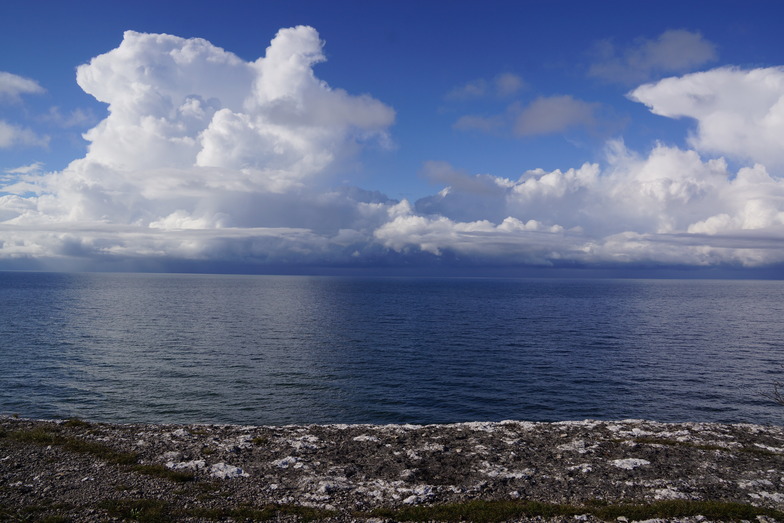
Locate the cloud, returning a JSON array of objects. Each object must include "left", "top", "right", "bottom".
[
  {"left": 454, "top": 95, "right": 605, "bottom": 138},
  {"left": 71, "top": 28, "right": 393, "bottom": 181},
  {"left": 0, "top": 71, "right": 45, "bottom": 103},
  {"left": 514, "top": 95, "right": 599, "bottom": 137},
  {"left": 4, "top": 162, "right": 44, "bottom": 175},
  {"left": 589, "top": 30, "right": 717, "bottom": 85},
  {"left": 383, "top": 141, "right": 784, "bottom": 267},
  {"left": 630, "top": 66, "right": 784, "bottom": 169},
  {"left": 446, "top": 73, "right": 525, "bottom": 100},
  {"left": 0, "top": 120, "right": 49, "bottom": 149},
  {"left": 0, "top": 27, "right": 396, "bottom": 265},
  {"left": 494, "top": 73, "right": 526, "bottom": 97},
  {"left": 2, "top": 29, "right": 784, "bottom": 273},
  {"left": 0, "top": 73, "right": 49, "bottom": 150}
]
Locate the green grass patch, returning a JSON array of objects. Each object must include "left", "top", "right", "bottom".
[
  {"left": 593, "top": 500, "right": 784, "bottom": 521},
  {"left": 0, "top": 503, "right": 74, "bottom": 523},
  {"left": 368, "top": 499, "right": 784, "bottom": 522},
  {"left": 5, "top": 425, "right": 199, "bottom": 483},
  {"left": 188, "top": 503, "right": 337, "bottom": 521},
  {"left": 8, "top": 426, "right": 63, "bottom": 445},
  {"left": 101, "top": 500, "right": 336, "bottom": 522},
  {"left": 7, "top": 424, "right": 136, "bottom": 464},
  {"left": 61, "top": 417, "right": 92, "bottom": 428},
  {"left": 61, "top": 437, "right": 138, "bottom": 465},
  {"left": 100, "top": 499, "right": 170, "bottom": 522},
  {"left": 370, "top": 500, "right": 582, "bottom": 522},
  {"left": 251, "top": 436, "right": 269, "bottom": 446}
]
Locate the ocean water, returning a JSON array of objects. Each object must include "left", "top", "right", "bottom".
[{"left": 1, "top": 272, "right": 783, "bottom": 426}]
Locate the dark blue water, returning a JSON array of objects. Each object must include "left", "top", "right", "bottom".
[{"left": 1, "top": 272, "right": 783, "bottom": 425}]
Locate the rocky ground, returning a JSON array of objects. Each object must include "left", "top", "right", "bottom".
[{"left": 1, "top": 416, "right": 784, "bottom": 522}]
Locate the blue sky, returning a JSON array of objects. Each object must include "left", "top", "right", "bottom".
[{"left": 2, "top": 0, "right": 784, "bottom": 275}]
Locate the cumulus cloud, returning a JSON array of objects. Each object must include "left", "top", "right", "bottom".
[
  {"left": 384, "top": 141, "right": 784, "bottom": 267},
  {"left": 589, "top": 30, "right": 717, "bottom": 84},
  {"left": 630, "top": 66, "right": 784, "bottom": 169},
  {"left": 0, "top": 71, "right": 45, "bottom": 103},
  {"left": 72, "top": 28, "right": 393, "bottom": 180},
  {"left": 0, "top": 27, "right": 396, "bottom": 266},
  {"left": 2, "top": 28, "right": 784, "bottom": 273},
  {"left": 514, "top": 95, "right": 599, "bottom": 137}
]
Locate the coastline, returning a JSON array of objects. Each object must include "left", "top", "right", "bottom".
[{"left": 2, "top": 416, "right": 784, "bottom": 522}]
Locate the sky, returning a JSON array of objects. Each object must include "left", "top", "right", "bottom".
[{"left": 2, "top": 0, "right": 784, "bottom": 276}]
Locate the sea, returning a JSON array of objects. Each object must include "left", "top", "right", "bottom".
[{"left": 1, "top": 271, "right": 783, "bottom": 426}]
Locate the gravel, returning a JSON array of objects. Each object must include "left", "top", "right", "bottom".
[{"left": 2, "top": 416, "right": 783, "bottom": 521}]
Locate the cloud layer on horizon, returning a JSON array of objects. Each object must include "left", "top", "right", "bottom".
[{"left": 2, "top": 27, "right": 784, "bottom": 273}]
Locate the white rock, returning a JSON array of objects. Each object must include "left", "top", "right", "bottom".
[
  {"left": 557, "top": 439, "right": 588, "bottom": 454},
  {"left": 567, "top": 463, "right": 593, "bottom": 473},
  {"left": 272, "top": 456, "right": 300, "bottom": 468},
  {"left": 209, "top": 462, "right": 249, "bottom": 479},
  {"left": 165, "top": 459, "right": 205, "bottom": 471},
  {"left": 750, "top": 491, "right": 784, "bottom": 503},
  {"left": 653, "top": 487, "right": 688, "bottom": 500},
  {"left": 611, "top": 458, "right": 650, "bottom": 470}
]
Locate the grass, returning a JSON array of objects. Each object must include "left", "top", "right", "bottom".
[
  {"left": 6, "top": 488, "right": 784, "bottom": 522},
  {"left": 368, "top": 499, "right": 784, "bottom": 522},
  {"left": 61, "top": 417, "right": 92, "bottom": 429},
  {"left": 1, "top": 423, "right": 194, "bottom": 482},
  {"left": 370, "top": 500, "right": 582, "bottom": 522},
  {"left": 100, "top": 499, "right": 170, "bottom": 523},
  {"left": 100, "top": 499, "right": 337, "bottom": 522},
  {"left": 6, "top": 425, "right": 138, "bottom": 465},
  {"left": 251, "top": 436, "right": 269, "bottom": 445},
  {"left": 0, "top": 502, "right": 74, "bottom": 523}
]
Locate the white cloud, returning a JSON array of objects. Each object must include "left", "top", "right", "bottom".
[
  {"left": 2, "top": 29, "right": 784, "bottom": 272},
  {"left": 589, "top": 29, "right": 717, "bottom": 84},
  {"left": 0, "top": 120, "right": 49, "bottom": 149},
  {"left": 73, "top": 28, "right": 393, "bottom": 179},
  {"left": 514, "top": 95, "right": 598, "bottom": 137},
  {"left": 0, "top": 27, "right": 396, "bottom": 265},
  {"left": 0, "top": 71, "right": 45, "bottom": 103},
  {"left": 630, "top": 66, "right": 784, "bottom": 169},
  {"left": 394, "top": 139, "right": 784, "bottom": 267},
  {"left": 4, "top": 162, "right": 44, "bottom": 175}
]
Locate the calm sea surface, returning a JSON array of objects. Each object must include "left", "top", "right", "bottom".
[{"left": 1, "top": 272, "right": 783, "bottom": 426}]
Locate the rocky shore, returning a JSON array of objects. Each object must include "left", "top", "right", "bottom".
[{"left": 2, "top": 416, "right": 784, "bottom": 522}]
